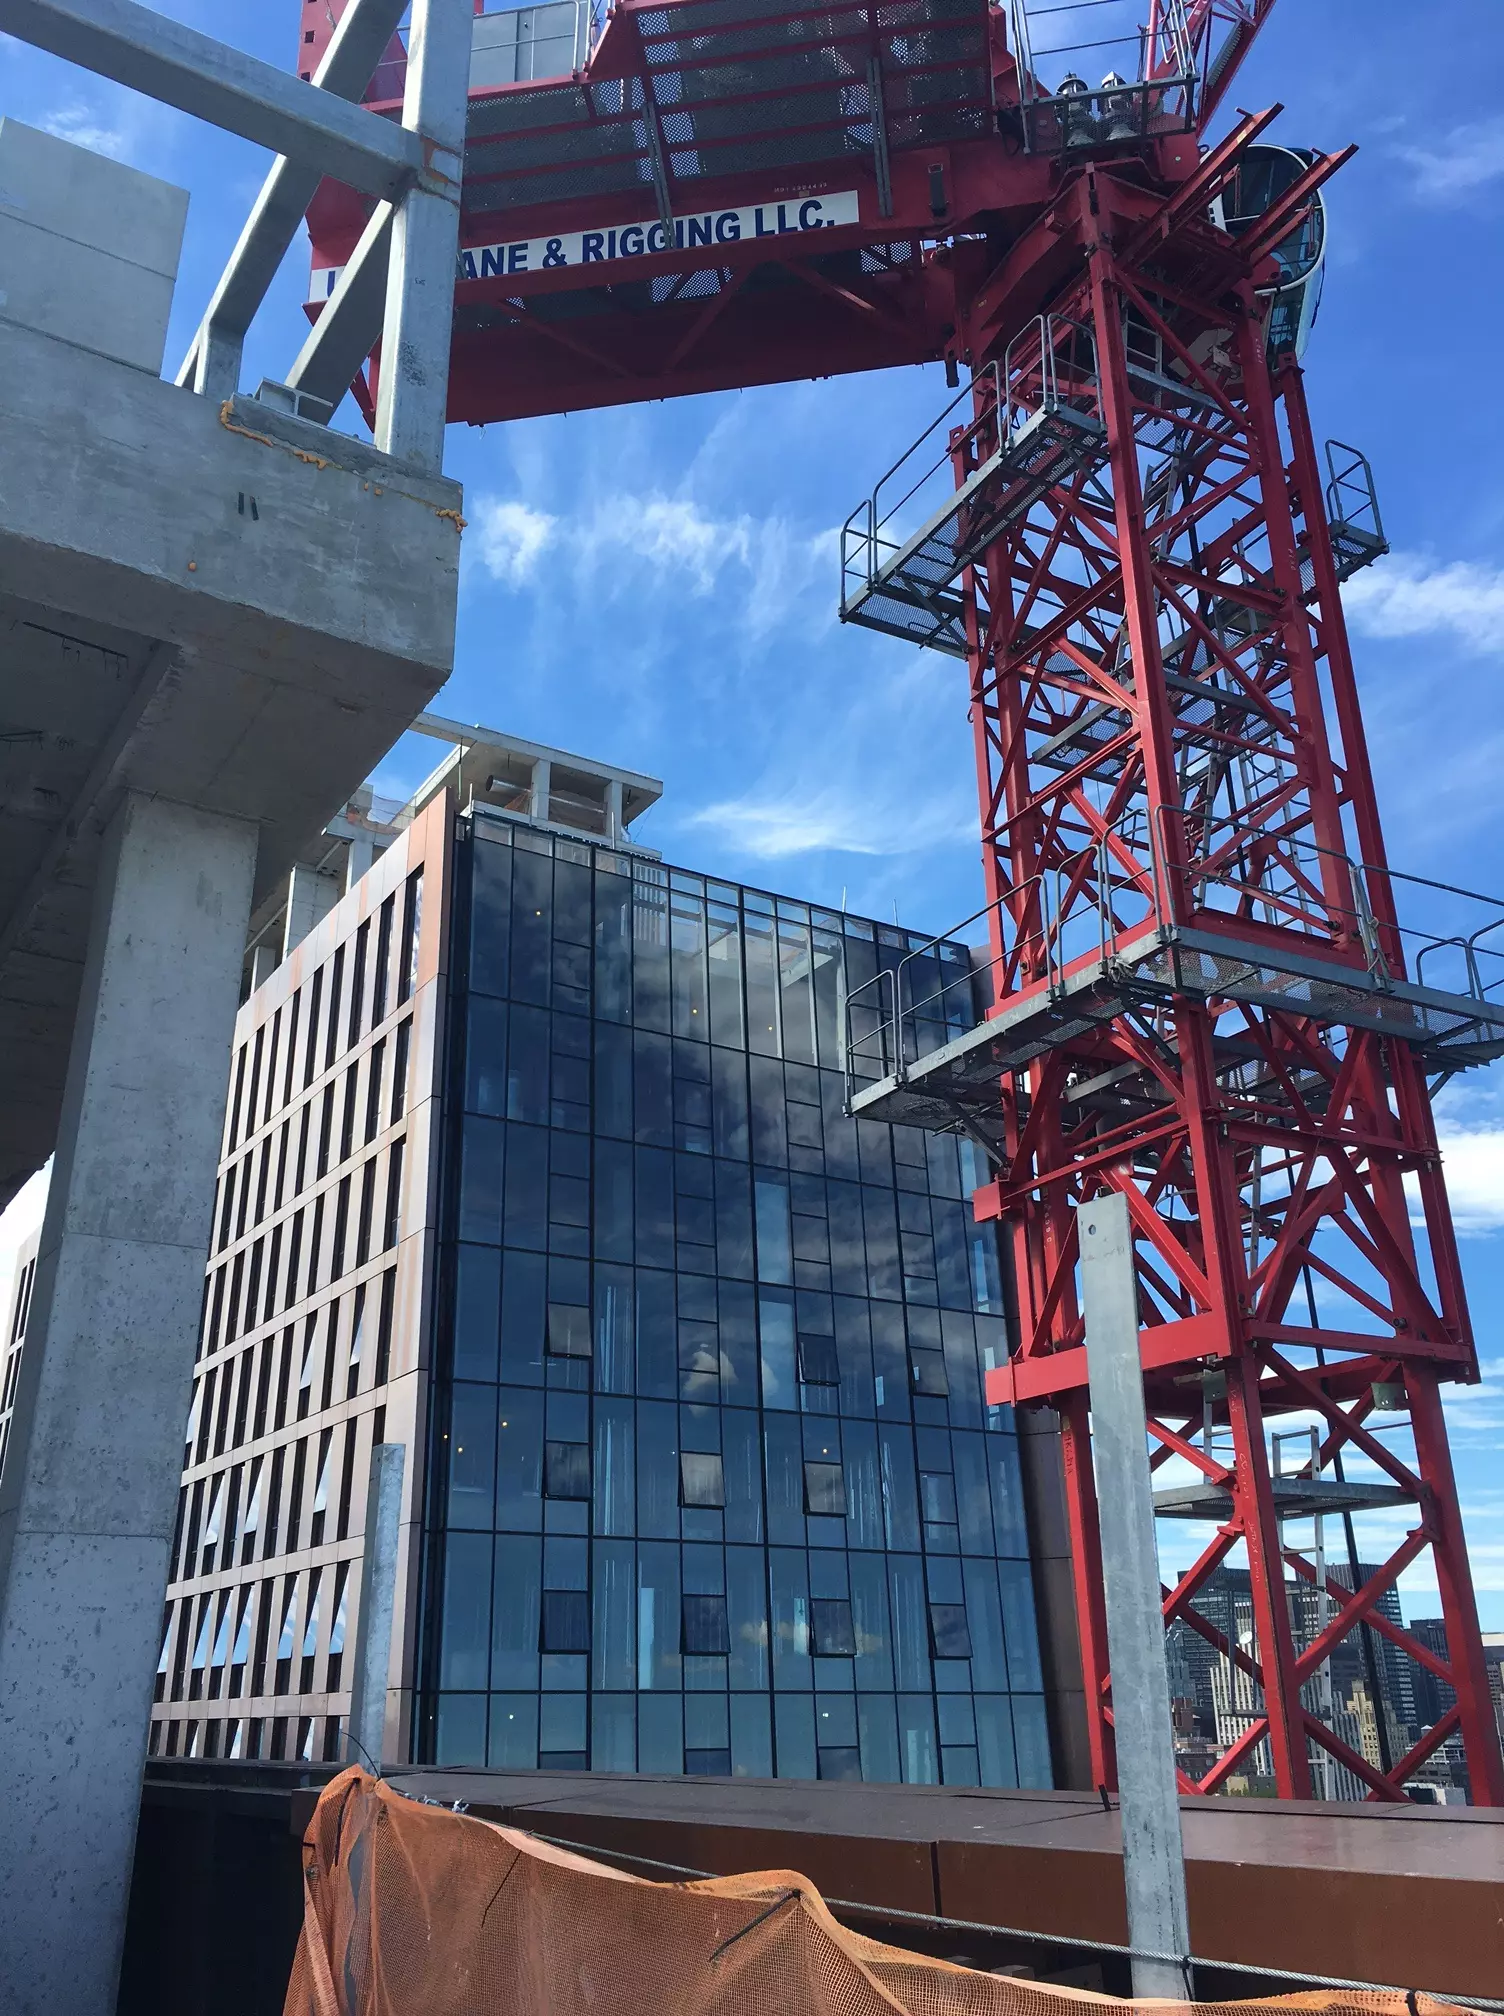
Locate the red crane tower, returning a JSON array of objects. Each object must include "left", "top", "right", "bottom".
[{"left": 300, "top": 0, "right": 1504, "bottom": 1802}]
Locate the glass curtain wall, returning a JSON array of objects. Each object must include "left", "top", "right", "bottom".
[{"left": 417, "top": 812, "right": 1051, "bottom": 1785}]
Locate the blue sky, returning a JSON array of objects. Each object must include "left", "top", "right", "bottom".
[{"left": 2, "top": 0, "right": 1503, "bottom": 1627}]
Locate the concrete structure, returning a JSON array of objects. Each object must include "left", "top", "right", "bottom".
[
  {"left": 0, "top": 116, "right": 188, "bottom": 373},
  {"left": 239, "top": 715, "right": 662, "bottom": 995},
  {"left": 0, "top": 20, "right": 470, "bottom": 1998}
]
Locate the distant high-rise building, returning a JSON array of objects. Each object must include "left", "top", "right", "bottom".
[
  {"left": 1408, "top": 1617, "right": 1458, "bottom": 1734},
  {"left": 1167, "top": 1562, "right": 1423, "bottom": 1801},
  {"left": 146, "top": 723, "right": 1064, "bottom": 1788}
]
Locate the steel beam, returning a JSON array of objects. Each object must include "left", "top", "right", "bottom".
[
  {"left": 0, "top": 0, "right": 422, "bottom": 201},
  {"left": 372, "top": 0, "right": 471, "bottom": 472},
  {"left": 285, "top": 201, "right": 394, "bottom": 412},
  {"left": 176, "top": 0, "right": 411, "bottom": 398}
]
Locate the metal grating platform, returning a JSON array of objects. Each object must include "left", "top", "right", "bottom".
[
  {"left": 429, "top": 0, "right": 996, "bottom": 227},
  {"left": 849, "top": 920, "right": 1504, "bottom": 1142},
  {"left": 842, "top": 404, "right": 1107, "bottom": 656},
  {"left": 1153, "top": 1477, "right": 1412, "bottom": 1521}
]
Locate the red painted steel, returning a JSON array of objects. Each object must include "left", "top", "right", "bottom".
[
  {"left": 954, "top": 156, "right": 1503, "bottom": 1803},
  {"left": 288, "top": 0, "right": 1502, "bottom": 1802}
]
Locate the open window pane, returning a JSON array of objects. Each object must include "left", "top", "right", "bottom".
[
  {"left": 909, "top": 1349, "right": 949, "bottom": 1397},
  {"left": 810, "top": 1598, "right": 856, "bottom": 1657},
  {"left": 544, "top": 1441, "right": 590, "bottom": 1500},
  {"left": 796, "top": 1332, "right": 839, "bottom": 1386},
  {"left": 546, "top": 1302, "right": 592, "bottom": 1359},
  {"left": 540, "top": 1589, "right": 590, "bottom": 1653},
  {"left": 679, "top": 1451, "right": 725, "bottom": 1509},
  {"left": 803, "top": 1461, "right": 847, "bottom": 1518},
  {"left": 928, "top": 1602, "right": 972, "bottom": 1659},
  {"left": 681, "top": 1593, "right": 729, "bottom": 1656}
]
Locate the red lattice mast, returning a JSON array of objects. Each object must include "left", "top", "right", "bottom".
[{"left": 944, "top": 148, "right": 1504, "bottom": 1800}]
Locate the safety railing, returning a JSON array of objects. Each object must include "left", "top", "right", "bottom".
[
  {"left": 840, "top": 320, "right": 1099, "bottom": 616},
  {"left": 846, "top": 802, "right": 1504, "bottom": 1101},
  {"left": 843, "top": 833, "right": 1151, "bottom": 1103},
  {"left": 840, "top": 360, "right": 1005, "bottom": 615},
  {"left": 1322, "top": 439, "right": 1388, "bottom": 579},
  {"left": 1171, "top": 807, "right": 1504, "bottom": 1015},
  {"left": 1003, "top": 0, "right": 1198, "bottom": 154}
]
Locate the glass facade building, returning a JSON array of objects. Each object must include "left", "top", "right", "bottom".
[
  {"left": 416, "top": 810, "right": 1052, "bottom": 1785},
  {"left": 149, "top": 747, "right": 1058, "bottom": 1787}
]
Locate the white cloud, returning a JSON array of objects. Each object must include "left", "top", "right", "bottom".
[
  {"left": 1428, "top": 1127, "right": 1504, "bottom": 1234},
  {"left": 37, "top": 100, "right": 129, "bottom": 160},
  {"left": 469, "top": 485, "right": 837, "bottom": 636},
  {"left": 594, "top": 494, "right": 734, "bottom": 591},
  {"left": 686, "top": 786, "right": 972, "bottom": 861},
  {"left": 471, "top": 498, "right": 558, "bottom": 587},
  {"left": 1342, "top": 553, "right": 1504, "bottom": 654},
  {"left": 1395, "top": 117, "right": 1504, "bottom": 201}
]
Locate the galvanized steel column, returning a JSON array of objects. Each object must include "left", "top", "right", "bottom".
[
  {"left": 1079, "top": 1192, "right": 1192, "bottom": 2001},
  {"left": 374, "top": 0, "right": 472, "bottom": 472}
]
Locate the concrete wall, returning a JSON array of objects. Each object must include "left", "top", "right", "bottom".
[{"left": 0, "top": 118, "right": 188, "bottom": 375}]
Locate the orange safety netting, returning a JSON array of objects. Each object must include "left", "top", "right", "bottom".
[{"left": 286, "top": 1767, "right": 1462, "bottom": 2016}]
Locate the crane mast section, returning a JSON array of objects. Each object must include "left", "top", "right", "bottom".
[{"left": 933, "top": 160, "right": 1503, "bottom": 1803}]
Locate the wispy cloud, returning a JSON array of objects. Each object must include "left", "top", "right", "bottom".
[
  {"left": 471, "top": 498, "right": 558, "bottom": 587},
  {"left": 1395, "top": 116, "right": 1504, "bottom": 202},
  {"left": 468, "top": 487, "right": 835, "bottom": 630},
  {"left": 1343, "top": 552, "right": 1504, "bottom": 654},
  {"left": 685, "top": 785, "right": 973, "bottom": 861},
  {"left": 36, "top": 99, "right": 130, "bottom": 160}
]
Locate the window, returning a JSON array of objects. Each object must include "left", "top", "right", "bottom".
[
  {"left": 909, "top": 1348, "right": 949, "bottom": 1397},
  {"left": 391, "top": 1018, "right": 411, "bottom": 1125},
  {"left": 809, "top": 1598, "right": 856, "bottom": 1657},
  {"left": 803, "top": 1461, "right": 846, "bottom": 1517},
  {"left": 920, "top": 1472, "right": 958, "bottom": 1526},
  {"left": 546, "top": 1302, "right": 591, "bottom": 1359},
  {"left": 373, "top": 895, "right": 395, "bottom": 1025},
  {"left": 397, "top": 870, "right": 423, "bottom": 1005},
  {"left": 540, "top": 1588, "right": 589, "bottom": 1653},
  {"left": 928, "top": 1602, "right": 973, "bottom": 1659},
  {"left": 817, "top": 1747, "right": 862, "bottom": 1781},
  {"left": 543, "top": 1441, "right": 589, "bottom": 1500},
  {"left": 384, "top": 1139, "right": 405, "bottom": 1250},
  {"left": 796, "top": 1332, "right": 839, "bottom": 1386},
  {"left": 681, "top": 1594, "right": 729, "bottom": 1656},
  {"left": 679, "top": 1451, "right": 725, "bottom": 1509},
  {"left": 686, "top": 1748, "right": 732, "bottom": 1776}
]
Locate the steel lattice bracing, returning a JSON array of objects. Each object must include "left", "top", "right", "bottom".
[{"left": 906, "top": 151, "right": 1504, "bottom": 1801}]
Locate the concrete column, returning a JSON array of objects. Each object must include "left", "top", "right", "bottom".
[
  {"left": 250, "top": 940, "right": 279, "bottom": 991},
  {"left": 531, "top": 755, "right": 552, "bottom": 823},
  {"left": 373, "top": 0, "right": 472, "bottom": 473},
  {"left": 0, "top": 791, "right": 257, "bottom": 2016},
  {"left": 282, "top": 860, "right": 340, "bottom": 958},
  {"left": 605, "top": 776, "right": 625, "bottom": 842},
  {"left": 345, "top": 835, "right": 377, "bottom": 892}
]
